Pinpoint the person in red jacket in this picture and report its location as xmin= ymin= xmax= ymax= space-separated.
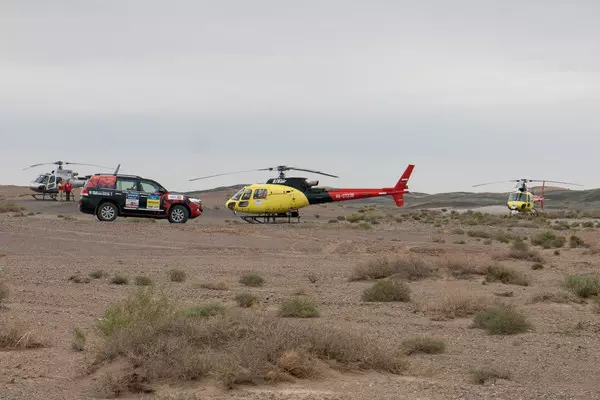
xmin=64 ymin=179 xmax=73 ymax=201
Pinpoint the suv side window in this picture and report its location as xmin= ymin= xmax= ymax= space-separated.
xmin=117 ymin=178 xmax=137 ymax=191
xmin=140 ymin=180 xmax=161 ymax=194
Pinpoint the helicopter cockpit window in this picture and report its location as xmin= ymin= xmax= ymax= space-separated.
xmin=49 ymin=176 xmax=56 ymax=184
xmin=241 ymin=188 xmax=253 ymax=201
xmin=253 ymin=189 xmax=267 ymax=199
xmin=231 ymin=188 xmax=244 ymax=201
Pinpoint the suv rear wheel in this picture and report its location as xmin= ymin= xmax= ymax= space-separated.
xmin=97 ymin=202 xmax=118 ymax=222
xmin=168 ymin=205 xmax=189 ymax=223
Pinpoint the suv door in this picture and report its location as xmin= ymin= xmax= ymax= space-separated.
xmin=138 ymin=179 xmax=164 ymax=213
xmin=116 ymin=177 xmax=140 ymax=214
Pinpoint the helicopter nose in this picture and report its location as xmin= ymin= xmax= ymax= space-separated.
xmin=226 ymin=201 xmax=236 ymax=211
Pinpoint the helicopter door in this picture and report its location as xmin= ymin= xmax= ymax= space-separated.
xmin=237 ymin=188 xmax=253 ymax=212
xmin=46 ymin=175 xmax=57 ymax=191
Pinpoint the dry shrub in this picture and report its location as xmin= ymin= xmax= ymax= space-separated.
xmin=402 ymin=336 xmax=446 ymax=355
xmin=506 ymin=239 xmax=544 ymax=263
xmin=0 ymin=203 xmax=25 ymax=214
xmin=235 ymin=293 xmax=259 ymax=308
xmin=350 ymin=257 xmax=436 ymax=282
xmin=472 ymin=305 xmax=531 ymax=335
xmin=111 ymin=274 xmax=129 ymax=285
xmin=239 ymin=272 xmax=264 ymax=287
xmin=90 ymin=270 xmax=108 ymax=279
xmin=169 ymin=269 xmax=186 ymax=283
xmin=529 ymin=291 xmax=575 ymax=304
xmin=362 ymin=280 xmax=411 ymax=302
xmin=484 ymin=264 xmax=530 ymax=286
xmin=0 ymin=281 xmax=9 ymax=306
xmin=427 ymin=293 xmax=488 ymax=320
xmin=134 ymin=276 xmax=153 ymax=286
xmin=91 ymin=288 xmax=407 ymax=391
xmin=444 ymin=259 xmax=485 ymax=279
xmin=569 ymin=235 xmax=588 ymax=248
xmin=196 ymin=282 xmax=229 ymax=291
xmin=0 ymin=319 xmax=45 ymax=349
xmin=471 ymin=366 xmax=511 ymax=385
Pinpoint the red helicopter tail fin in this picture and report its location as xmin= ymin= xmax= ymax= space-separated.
xmin=391 ymin=164 xmax=414 ymax=207
xmin=392 ymin=193 xmax=405 ymax=207
xmin=395 ymin=164 xmax=415 ymax=191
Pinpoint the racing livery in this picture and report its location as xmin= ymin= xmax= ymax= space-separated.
xmin=79 ymin=173 xmax=202 ymax=223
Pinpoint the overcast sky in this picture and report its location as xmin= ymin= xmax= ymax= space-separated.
xmin=1 ymin=0 xmax=599 ymax=194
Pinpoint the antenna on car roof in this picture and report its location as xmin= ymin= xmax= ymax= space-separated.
xmin=113 ymin=164 xmax=121 ymax=175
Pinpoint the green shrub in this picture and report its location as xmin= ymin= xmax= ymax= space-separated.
xmin=472 ymin=305 xmax=531 ymax=335
xmin=279 ymin=297 xmax=319 ymax=318
xmin=89 ymin=270 xmax=107 ymax=279
xmin=362 ymin=280 xmax=411 ymax=302
xmin=239 ymin=272 xmax=265 ymax=287
xmin=184 ymin=303 xmax=226 ymax=318
xmin=72 ymin=328 xmax=86 ymax=351
xmin=563 ymin=274 xmax=600 ymax=298
xmin=96 ymin=288 xmax=173 ymax=337
xmin=531 ymin=231 xmax=566 ymax=249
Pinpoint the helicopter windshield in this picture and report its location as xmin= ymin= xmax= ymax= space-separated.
xmin=509 ymin=192 xmax=529 ymax=202
xmin=34 ymin=174 xmax=47 ymax=183
xmin=231 ymin=188 xmax=244 ymax=201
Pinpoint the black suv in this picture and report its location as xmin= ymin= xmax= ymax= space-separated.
xmin=79 ymin=173 xmax=203 ymax=223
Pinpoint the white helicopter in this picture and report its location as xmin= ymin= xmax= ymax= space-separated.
xmin=23 ymin=160 xmax=120 ymax=200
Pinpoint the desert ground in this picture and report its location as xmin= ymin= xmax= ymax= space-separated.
xmin=2 ymin=186 xmax=600 ymax=400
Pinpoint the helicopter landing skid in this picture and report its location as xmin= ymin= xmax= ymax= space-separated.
xmin=240 ymin=213 xmax=301 ymax=224
xmin=31 ymin=193 xmax=57 ymax=201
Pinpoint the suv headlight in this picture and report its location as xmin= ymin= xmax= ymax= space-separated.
xmin=189 ymin=197 xmax=202 ymax=204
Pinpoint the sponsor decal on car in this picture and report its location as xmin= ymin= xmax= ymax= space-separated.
xmin=147 ymin=195 xmax=161 ymax=210
xmin=125 ymin=193 xmax=139 ymax=209
xmin=167 ymin=194 xmax=185 ymax=200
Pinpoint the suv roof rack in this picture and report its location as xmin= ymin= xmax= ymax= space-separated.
xmin=93 ymin=173 xmax=142 ymax=178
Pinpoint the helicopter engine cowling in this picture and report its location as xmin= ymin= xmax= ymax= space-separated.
xmin=307 ymin=180 xmax=319 ymax=187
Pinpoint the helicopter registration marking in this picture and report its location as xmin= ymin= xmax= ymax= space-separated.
xmin=336 ymin=193 xmax=355 ymax=199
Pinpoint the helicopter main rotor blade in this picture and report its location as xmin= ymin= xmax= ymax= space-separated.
xmin=63 ymin=162 xmax=114 ymax=169
xmin=472 ymin=180 xmax=521 ymax=188
xmin=22 ymin=162 xmax=57 ymax=170
xmin=526 ymin=180 xmax=583 ymax=186
xmin=189 ymin=169 xmax=263 ymax=181
xmin=258 ymin=165 xmax=339 ymax=178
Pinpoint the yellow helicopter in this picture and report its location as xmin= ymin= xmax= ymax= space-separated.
xmin=472 ymin=178 xmax=582 ymax=213
xmin=189 ymin=164 xmax=415 ymax=223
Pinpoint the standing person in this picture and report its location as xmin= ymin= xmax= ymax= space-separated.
xmin=57 ymin=179 xmax=64 ymax=201
xmin=64 ymin=179 xmax=73 ymax=202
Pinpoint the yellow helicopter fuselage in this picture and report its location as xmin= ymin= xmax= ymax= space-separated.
xmin=507 ymin=190 xmax=535 ymax=212
xmin=226 ymin=184 xmax=310 ymax=214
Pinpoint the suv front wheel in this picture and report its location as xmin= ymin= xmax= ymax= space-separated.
xmin=97 ymin=202 xmax=118 ymax=222
xmin=168 ymin=205 xmax=189 ymax=223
